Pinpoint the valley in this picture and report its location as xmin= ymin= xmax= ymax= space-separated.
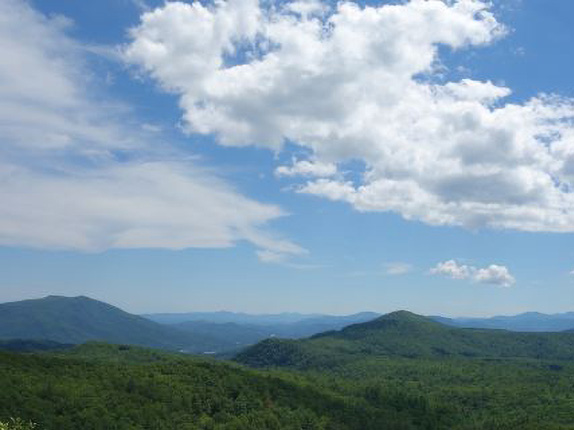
xmin=3 ymin=297 xmax=574 ymax=429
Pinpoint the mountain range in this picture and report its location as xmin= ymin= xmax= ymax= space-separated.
xmin=4 ymin=296 xmax=574 ymax=357
xmin=153 ymin=311 xmax=381 ymax=344
xmin=147 ymin=309 xmax=574 ymax=333
xmin=0 ymin=296 xmax=378 ymax=353
xmin=236 ymin=310 xmax=574 ymax=369
xmin=143 ymin=311 xmax=328 ymax=325
xmin=430 ymin=312 xmax=574 ymax=332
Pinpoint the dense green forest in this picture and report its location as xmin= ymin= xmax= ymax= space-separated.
xmin=3 ymin=341 xmax=574 ymax=429
xmin=1 ymin=343 xmax=451 ymax=430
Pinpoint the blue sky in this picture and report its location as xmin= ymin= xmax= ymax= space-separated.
xmin=1 ymin=0 xmax=574 ymax=316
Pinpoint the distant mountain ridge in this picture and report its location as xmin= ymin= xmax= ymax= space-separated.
xmin=147 ymin=310 xmax=574 ymax=333
xmin=430 ymin=311 xmax=574 ymax=332
xmin=144 ymin=311 xmax=381 ymax=347
xmin=236 ymin=310 xmax=574 ymax=369
xmin=143 ymin=310 xmax=379 ymax=326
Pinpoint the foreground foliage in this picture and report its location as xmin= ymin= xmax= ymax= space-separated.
xmin=0 ymin=418 xmax=36 ymax=430
xmin=0 ymin=344 xmax=448 ymax=430
xmin=4 ymin=336 xmax=574 ymax=429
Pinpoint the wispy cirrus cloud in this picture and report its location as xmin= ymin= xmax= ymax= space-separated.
xmin=384 ymin=262 xmax=413 ymax=276
xmin=0 ymin=0 xmax=303 ymax=261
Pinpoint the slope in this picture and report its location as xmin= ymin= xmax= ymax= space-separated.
xmin=0 ymin=296 xmax=220 ymax=352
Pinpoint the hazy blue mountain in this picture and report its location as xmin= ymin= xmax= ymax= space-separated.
xmin=174 ymin=321 xmax=274 ymax=350
xmin=146 ymin=311 xmax=380 ymax=349
xmin=147 ymin=309 xmax=574 ymax=333
xmin=172 ymin=312 xmax=380 ymax=349
xmin=236 ymin=311 xmax=574 ymax=369
xmin=144 ymin=311 xmax=331 ymax=325
xmin=0 ymin=296 xmax=228 ymax=353
xmin=430 ymin=312 xmax=574 ymax=332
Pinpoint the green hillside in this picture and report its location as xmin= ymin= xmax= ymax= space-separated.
xmin=0 ymin=344 xmax=450 ymax=430
xmin=0 ymin=296 xmax=222 ymax=353
xmin=236 ymin=310 xmax=574 ymax=369
xmin=233 ymin=311 xmax=574 ymax=429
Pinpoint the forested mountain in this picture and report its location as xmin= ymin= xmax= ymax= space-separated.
xmin=236 ymin=310 xmax=574 ymax=369
xmin=0 ymin=296 xmax=225 ymax=353
xmin=431 ymin=311 xmax=574 ymax=332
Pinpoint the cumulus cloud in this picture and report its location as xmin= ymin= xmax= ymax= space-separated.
xmin=384 ymin=262 xmax=413 ymax=276
xmin=431 ymin=260 xmax=515 ymax=287
xmin=473 ymin=264 xmax=516 ymax=287
xmin=430 ymin=260 xmax=472 ymax=280
xmin=126 ymin=0 xmax=574 ymax=233
xmin=0 ymin=0 xmax=302 ymax=259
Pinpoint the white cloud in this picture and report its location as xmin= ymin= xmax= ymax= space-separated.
xmin=275 ymin=159 xmax=337 ymax=178
xmin=256 ymin=249 xmax=286 ymax=263
xmin=384 ymin=262 xmax=413 ymax=276
xmin=431 ymin=260 xmax=515 ymax=287
xmin=130 ymin=0 xmax=151 ymax=12
xmin=0 ymin=1 xmax=129 ymax=153
xmin=430 ymin=260 xmax=472 ymax=280
xmin=126 ymin=0 xmax=574 ymax=233
xmin=473 ymin=264 xmax=515 ymax=287
xmin=0 ymin=161 xmax=302 ymax=254
xmin=0 ymin=0 xmax=302 ymax=259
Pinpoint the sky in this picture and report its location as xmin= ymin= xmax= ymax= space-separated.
xmin=1 ymin=0 xmax=574 ymax=317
